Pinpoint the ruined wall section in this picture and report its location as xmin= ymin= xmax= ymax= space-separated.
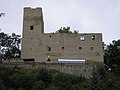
xmin=38 ymin=33 xmax=103 ymax=62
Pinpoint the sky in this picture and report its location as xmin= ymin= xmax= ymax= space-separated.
xmin=0 ymin=0 xmax=120 ymax=44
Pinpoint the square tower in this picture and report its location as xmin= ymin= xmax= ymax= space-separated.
xmin=21 ymin=7 xmax=44 ymax=61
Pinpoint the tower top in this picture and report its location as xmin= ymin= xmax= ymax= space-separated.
xmin=24 ymin=7 xmax=42 ymax=10
xmin=23 ymin=7 xmax=43 ymax=19
xmin=22 ymin=7 xmax=44 ymax=34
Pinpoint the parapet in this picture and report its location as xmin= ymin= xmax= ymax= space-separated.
xmin=24 ymin=7 xmax=42 ymax=10
xmin=23 ymin=7 xmax=43 ymax=18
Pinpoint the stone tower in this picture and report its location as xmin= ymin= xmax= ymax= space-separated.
xmin=21 ymin=7 xmax=44 ymax=61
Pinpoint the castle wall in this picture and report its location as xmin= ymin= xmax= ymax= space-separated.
xmin=1 ymin=61 xmax=103 ymax=78
xmin=21 ymin=7 xmax=103 ymax=63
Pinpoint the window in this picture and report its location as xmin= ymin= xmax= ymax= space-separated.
xmin=48 ymin=47 xmax=51 ymax=51
xmin=80 ymin=35 xmax=85 ymax=41
xmin=91 ymin=47 xmax=93 ymax=50
xmin=62 ymin=47 xmax=64 ymax=50
xmin=79 ymin=47 xmax=82 ymax=49
xmin=92 ymin=35 xmax=95 ymax=40
xmin=49 ymin=35 xmax=51 ymax=37
xmin=30 ymin=25 xmax=34 ymax=30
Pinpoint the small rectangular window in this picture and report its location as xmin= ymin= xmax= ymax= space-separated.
xmin=30 ymin=25 xmax=34 ymax=30
xmin=62 ymin=47 xmax=64 ymax=50
xmin=80 ymin=35 xmax=85 ymax=41
xmin=79 ymin=47 xmax=82 ymax=49
xmin=49 ymin=35 xmax=51 ymax=37
xmin=92 ymin=35 xmax=95 ymax=40
xmin=48 ymin=47 xmax=51 ymax=51
xmin=91 ymin=47 xmax=93 ymax=50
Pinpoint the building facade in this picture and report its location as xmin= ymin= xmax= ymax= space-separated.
xmin=21 ymin=7 xmax=103 ymax=63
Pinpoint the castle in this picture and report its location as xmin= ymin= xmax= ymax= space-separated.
xmin=21 ymin=7 xmax=103 ymax=63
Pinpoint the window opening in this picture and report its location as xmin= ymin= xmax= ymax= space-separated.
xmin=79 ymin=47 xmax=82 ymax=49
xmin=92 ymin=35 xmax=95 ymax=40
xmin=91 ymin=47 xmax=93 ymax=50
xmin=23 ymin=58 xmax=35 ymax=62
xmin=80 ymin=35 xmax=85 ymax=41
xmin=62 ymin=47 xmax=64 ymax=50
xmin=30 ymin=25 xmax=34 ymax=30
xmin=49 ymin=35 xmax=51 ymax=37
xmin=48 ymin=47 xmax=51 ymax=51
xmin=47 ymin=56 xmax=51 ymax=62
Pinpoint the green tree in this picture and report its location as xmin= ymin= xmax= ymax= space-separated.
xmin=45 ymin=84 xmax=59 ymax=90
xmin=32 ymin=80 xmax=45 ymax=90
xmin=0 ymin=32 xmax=8 ymax=62
xmin=0 ymin=79 xmax=4 ymax=90
xmin=88 ymin=66 xmax=105 ymax=90
xmin=0 ymin=66 xmax=12 ymax=90
xmin=56 ymin=26 xmax=72 ymax=33
xmin=9 ymin=69 xmax=34 ymax=90
xmin=104 ymin=39 xmax=120 ymax=73
xmin=103 ymin=73 xmax=120 ymax=90
xmin=0 ymin=31 xmax=21 ymax=62
xmin=35 ymin=69 xmax=52 ymax=84
xmin=55 ymin=26 xmax=79 ymax=34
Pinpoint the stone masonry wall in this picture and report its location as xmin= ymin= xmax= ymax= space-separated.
xmin=1 ymin=60 xmax=103 ymax=78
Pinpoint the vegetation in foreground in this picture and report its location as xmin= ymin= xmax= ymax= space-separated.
xmin=0 ymin=66 xmax=87 ymax=90
xmin=0 ymin=66 xmax=120 ymax=90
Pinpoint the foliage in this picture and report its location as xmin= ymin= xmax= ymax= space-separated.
xmin=104 ymin=39 xmax=120 ymax=73
xmin=0 ymin=66 xmax=120 ymax=90
xmin=32 ymin=80 xmax=45 ymax=90
xmin=87 ymin=66 xmax=120 ymax=90
xmin=0 ymin=31 xmax=21 ymax=62
xmin=102 ymin=73 xmax=120 ymax=90
xmin=34 ymin=68 xmax=52 ymax=85
xmin=87 ymin=66 xmax=105 ymax=90
xmin=0 ymin=66 xmax=87 ymax=90
xmin=55 ymin=26 xmax=79 ymax=34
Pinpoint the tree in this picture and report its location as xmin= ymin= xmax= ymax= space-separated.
xmin=45 ymin=84 xmax=59 ymax=90
xmin=55 ymin=26 xmax=72 ymax=33
xmin=0 ymin=31 xmax=21 ymax=62
xmin=0 ymin=66 xmax=12 ymax=90
xmin=32 ymin=80 xmax=45 ymax=90
xmin=0 ymin=32 xmax=8 ymax=62
xmin=35 ymin=69 xmax=52 ymax=85
xmin=0 ymin=13 xmax=5 ymax=63
xmin=55 ymin=26 xmax=79 ymax=34
xmin=88 ymin=66 xmax=105 ymax=90
xmin=104 ymin=39 xmax=120 ymax=73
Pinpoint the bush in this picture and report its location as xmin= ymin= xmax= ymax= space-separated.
xmin=32 ymin=80 xmax=45 ymax=90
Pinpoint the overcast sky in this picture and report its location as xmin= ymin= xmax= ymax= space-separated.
xmin=0 ymin=0 xmax=120 ymax=44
